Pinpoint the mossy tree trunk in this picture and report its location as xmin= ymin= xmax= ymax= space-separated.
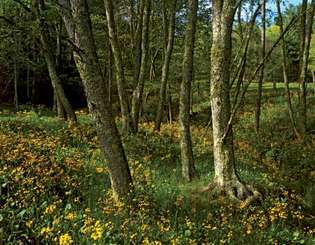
xmin=208 ymin=0 xmax=254 ymax=200
xmin=104 ymin=0 xmax=134 ymax=134
xmin=58 ymin=0 xmax=133 ymax=199
xmin=179 ymin=0 xmax=198 ymax=181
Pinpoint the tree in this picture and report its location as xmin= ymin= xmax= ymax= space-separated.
xmin=205 ymin=0 xmax=259 ymax=202
xmin=131 ymin=0 xmax=151 ymax=132
xmin=104 ymin=0 xmax=134 ymax=133
xmin=155 ymin=0 xmax=177 ymax=131
xmin=58 ymin=0 xmax=133 ymax=198
xmin=179 ymin=0 xmax=198 ymax=181
xmin=33 ymin=0 xmax=77 ymax=122
xmin=255 ymin=0 xmax=266 ymax=133
xmin=299 ymin=0 xmax=315 ymax=134
xmin=276 ymin=0 xmax=300 ymax=139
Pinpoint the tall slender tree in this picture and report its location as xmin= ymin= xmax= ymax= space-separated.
xmin=33 ymin=0 xmax=77 ymax=122
xmin=58 ymin=0 xmax=133 ymax=198
xmin=104 ymin=0 xmax=134 ymax=133
xmin=255 ymin=0 xmax=266 ymax=133
xmin=179 ymin=0 xmax=198 ymax=181
xmin=131 ymin=0 xmax=151 ymax=132
xmin=276 ymin=0 xmax=300 ymax=139
xmin=299 ymin=0 xmax=315 ymax=133
xmin=155 ymin=0 xmax=177 ymax=131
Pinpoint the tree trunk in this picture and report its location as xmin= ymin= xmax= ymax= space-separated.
xmin=299 ymin=0 xmax=315 ymax=133
xmin=131 ymin=0 xmax=151 ymax=132
xmin=255 ymin=0 xmax=266 ymax=133
xmin=108 ymin=47 xmax=113 ymax=105
xmin=13 ymin=39 xmax=19 ymax=111
xmin=208 ymin=0 xmax=252 ymax=200
xmin=299 ymin=0 xmax=308 ymax=77
xmin=34 ymin=0 xmax=77 ymax=122
xmin=58 ymin=0 xmax=132 ymax=199
xmin=155 ymin=0 xmax=177 ymax=131
xmin=276 ymin=0 xmax=300 ymax=139
xmin=179 ymin=0 xmax=198 ymax=181
xmin=132 ymin=0 xmax=144 ymax=87
xmin=104 ymin=0 xmax=134 ymax=133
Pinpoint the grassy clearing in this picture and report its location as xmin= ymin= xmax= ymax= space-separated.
xmin=0 ymin=88 xmax=315 ymax=244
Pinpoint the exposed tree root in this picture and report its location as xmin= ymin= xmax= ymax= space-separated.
xmin=197 ymin=178 xmax=263 ymax=208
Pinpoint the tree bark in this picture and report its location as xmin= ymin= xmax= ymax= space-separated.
xmin=104 ymin=0 xmax=134 ymax=133
xmin=179 ymin=0 xmax=198 ymax=181
xmin=299 ymin=0 xmax=315 ymax=134
xmin=276 ymin=0 xmax=300 ymax=139
xmin=255 ymin=0 xmax=266 ymax=134
xmin=131 ymin=0 xmax=151 ymax=132
xmin=58 ymin=0 xmax=133 ymax=198
xmin=155 ymin=0 xmax=177 ymax=131
xmin=208 ymin=0 xmax=252 ymax=200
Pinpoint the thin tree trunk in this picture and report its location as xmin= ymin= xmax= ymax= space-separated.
xmin=34 ymin=0 xmax=77 ymax=122
xmin=155 ymin=0 xmax=177 ymax=131
xmin=179 ymin=0 xmax=198 ymax=181
xmin=299 ymin=0 xmax=308 ymax=77
xmin=104 ymin=0 xmax=134 ymax=133
xmin=276 ymin=0 xmax=300 ymax=139
xmin=255 ymin=0 xmax=266 ymax=133
xmin=14 ymin=47 xmax=19 ymax=110
xmin=58 ymin=0 xmax=132 ymax=199
xmin=131 ymin=0 xmax=151 ymax=132
xmin=299 ymin=0 xmax=315 ymax=133
xmin=133 ymin=0 xmax=144 ymax=86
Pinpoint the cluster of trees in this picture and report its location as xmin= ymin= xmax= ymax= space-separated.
xmin=0 ymin=0 xmax=315 ymax=201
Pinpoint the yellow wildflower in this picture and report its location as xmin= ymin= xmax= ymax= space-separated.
xmin=91 ymin=220 xmax=103 ymax=241
xmin=44 ymin=204 xmax=57 ymax=215
xmin=65 ymin=212 xmax=76 ymax=221
xmin=59 ymin=233 xmax=73 ymax=245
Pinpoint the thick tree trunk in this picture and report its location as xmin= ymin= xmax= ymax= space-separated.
xmin=299 ymin=0 xmax=315 ymax=133
xmin=108 ymin=48 xmax=113 ymax=105
xmin=208 ymin=0 xmax=253 ymax=200
xmin=131 ymin=0 xmax=151 ymax=132
xmin=255 ymin=0 xmax=266 ymax=133
xmin=155 ymin=0 xmax=177 ymax=131
xmin=179 ymin=0 xmax=198 ymax=181
xmin=59 ymin=0 xmax=132 ymax=199
xmin=104 ymin=0 xmax=134 ymax=133
xmin=276 ymin=0 xmax=300 ymax=139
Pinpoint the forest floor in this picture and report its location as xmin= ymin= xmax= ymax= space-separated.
xmin=1 ymin=84 xmax=315 ymax=244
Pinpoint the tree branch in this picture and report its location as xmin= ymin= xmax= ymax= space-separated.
xmin=220 ymin=11 xmax=303 ymax=143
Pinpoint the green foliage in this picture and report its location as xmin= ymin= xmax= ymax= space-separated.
xmin=1 ymin=85 xmax=315 ymax=244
